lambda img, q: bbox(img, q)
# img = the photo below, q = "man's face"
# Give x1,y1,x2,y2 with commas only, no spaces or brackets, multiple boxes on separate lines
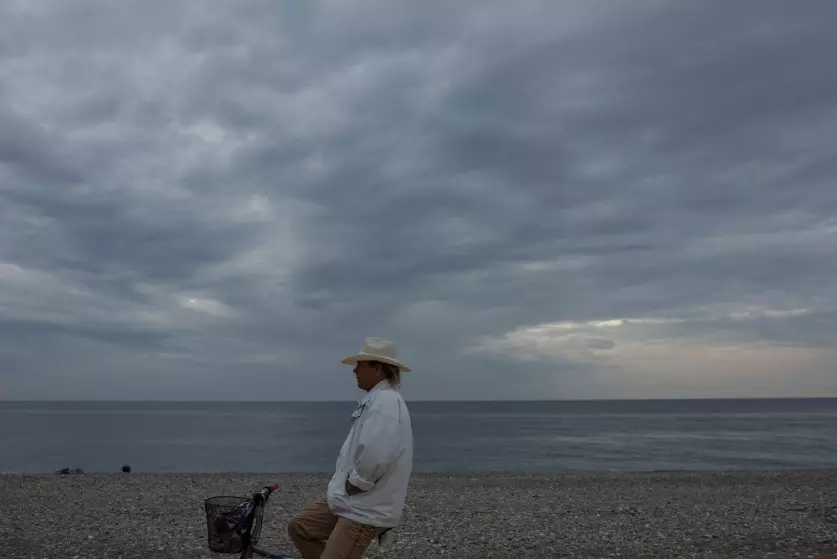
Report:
353,360,383,391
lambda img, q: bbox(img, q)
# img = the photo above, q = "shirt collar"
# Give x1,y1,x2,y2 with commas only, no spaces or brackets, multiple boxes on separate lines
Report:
360,378,392,405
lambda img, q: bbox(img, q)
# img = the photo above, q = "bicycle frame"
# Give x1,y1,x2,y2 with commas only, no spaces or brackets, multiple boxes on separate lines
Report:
251,544,293,558
229,484,294,559
222,482,392,558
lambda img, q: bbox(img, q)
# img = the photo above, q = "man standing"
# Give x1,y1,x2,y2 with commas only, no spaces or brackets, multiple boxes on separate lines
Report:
287,337,414,559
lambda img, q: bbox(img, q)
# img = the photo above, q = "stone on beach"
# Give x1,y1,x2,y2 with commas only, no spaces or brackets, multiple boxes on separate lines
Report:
1,470,836,558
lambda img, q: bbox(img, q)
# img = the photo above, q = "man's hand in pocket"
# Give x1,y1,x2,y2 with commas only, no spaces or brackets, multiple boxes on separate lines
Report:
345,480,364,495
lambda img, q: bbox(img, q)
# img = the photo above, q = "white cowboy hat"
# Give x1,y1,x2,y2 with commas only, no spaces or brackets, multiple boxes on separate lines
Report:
341,337,411,372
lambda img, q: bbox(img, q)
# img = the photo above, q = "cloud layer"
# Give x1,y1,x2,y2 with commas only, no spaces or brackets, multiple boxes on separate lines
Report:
1,1,836,400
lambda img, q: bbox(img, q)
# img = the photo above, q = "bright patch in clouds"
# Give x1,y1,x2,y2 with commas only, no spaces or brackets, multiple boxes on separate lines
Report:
469,306,837,397
470,307,818,360
179,296,236,318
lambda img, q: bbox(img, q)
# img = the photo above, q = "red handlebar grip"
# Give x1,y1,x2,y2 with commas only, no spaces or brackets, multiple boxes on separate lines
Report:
270,483,280,491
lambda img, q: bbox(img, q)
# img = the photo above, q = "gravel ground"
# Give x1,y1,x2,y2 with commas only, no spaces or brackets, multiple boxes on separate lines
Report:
1,470,836,559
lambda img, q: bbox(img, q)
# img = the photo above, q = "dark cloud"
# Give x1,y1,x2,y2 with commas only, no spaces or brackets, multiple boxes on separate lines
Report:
1,0,836,400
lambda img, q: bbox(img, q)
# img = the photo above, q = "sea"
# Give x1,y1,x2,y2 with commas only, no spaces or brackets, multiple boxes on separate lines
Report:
1,398,836,474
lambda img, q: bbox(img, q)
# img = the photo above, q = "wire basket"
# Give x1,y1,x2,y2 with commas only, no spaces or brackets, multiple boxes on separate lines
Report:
204,496,263,554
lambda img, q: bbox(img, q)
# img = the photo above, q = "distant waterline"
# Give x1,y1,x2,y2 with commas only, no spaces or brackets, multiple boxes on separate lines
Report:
2,398,836,474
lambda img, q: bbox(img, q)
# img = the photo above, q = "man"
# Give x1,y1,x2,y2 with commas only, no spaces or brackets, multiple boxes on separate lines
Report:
287,337,414,559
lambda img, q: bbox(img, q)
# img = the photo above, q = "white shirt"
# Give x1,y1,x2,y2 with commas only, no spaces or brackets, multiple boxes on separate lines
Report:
326,380,413,528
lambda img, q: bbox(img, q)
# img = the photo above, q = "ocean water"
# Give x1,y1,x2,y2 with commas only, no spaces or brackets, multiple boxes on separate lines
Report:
1,399,836,474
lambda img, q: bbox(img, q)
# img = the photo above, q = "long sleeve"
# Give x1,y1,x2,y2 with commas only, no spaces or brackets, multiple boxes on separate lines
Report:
348,409,401,491
325,386,413,527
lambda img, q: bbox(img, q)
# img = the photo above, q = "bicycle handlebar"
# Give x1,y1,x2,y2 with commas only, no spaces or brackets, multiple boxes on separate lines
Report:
257,483,280,502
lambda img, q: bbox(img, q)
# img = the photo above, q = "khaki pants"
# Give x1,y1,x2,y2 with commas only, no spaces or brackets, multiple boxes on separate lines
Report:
287,500,384,559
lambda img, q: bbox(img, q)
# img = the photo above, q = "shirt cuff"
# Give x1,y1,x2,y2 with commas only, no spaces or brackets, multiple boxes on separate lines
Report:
348,470,376,492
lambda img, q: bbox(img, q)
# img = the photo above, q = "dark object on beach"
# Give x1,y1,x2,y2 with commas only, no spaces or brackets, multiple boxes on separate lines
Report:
122,464,132,473
56,467,84,475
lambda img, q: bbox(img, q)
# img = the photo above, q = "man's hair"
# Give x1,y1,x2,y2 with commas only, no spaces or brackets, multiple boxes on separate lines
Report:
372,361,401,387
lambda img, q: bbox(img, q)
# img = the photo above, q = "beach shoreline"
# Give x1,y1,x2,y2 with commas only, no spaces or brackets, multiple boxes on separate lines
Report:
2,470,836,558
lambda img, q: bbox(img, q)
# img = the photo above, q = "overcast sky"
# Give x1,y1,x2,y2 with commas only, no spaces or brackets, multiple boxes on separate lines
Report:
1,1,835,401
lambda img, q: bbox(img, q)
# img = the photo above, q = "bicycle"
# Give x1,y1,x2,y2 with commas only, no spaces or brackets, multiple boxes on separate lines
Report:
204,482,294,559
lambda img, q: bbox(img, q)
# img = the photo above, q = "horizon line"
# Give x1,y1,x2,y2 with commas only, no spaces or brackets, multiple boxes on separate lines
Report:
3,396,837,404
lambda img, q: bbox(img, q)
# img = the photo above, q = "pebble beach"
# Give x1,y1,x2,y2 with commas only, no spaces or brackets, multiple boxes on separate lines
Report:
1,470,836,559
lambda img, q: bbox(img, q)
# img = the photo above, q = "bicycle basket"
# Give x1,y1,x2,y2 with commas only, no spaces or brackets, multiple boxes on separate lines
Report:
204,496,264,554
